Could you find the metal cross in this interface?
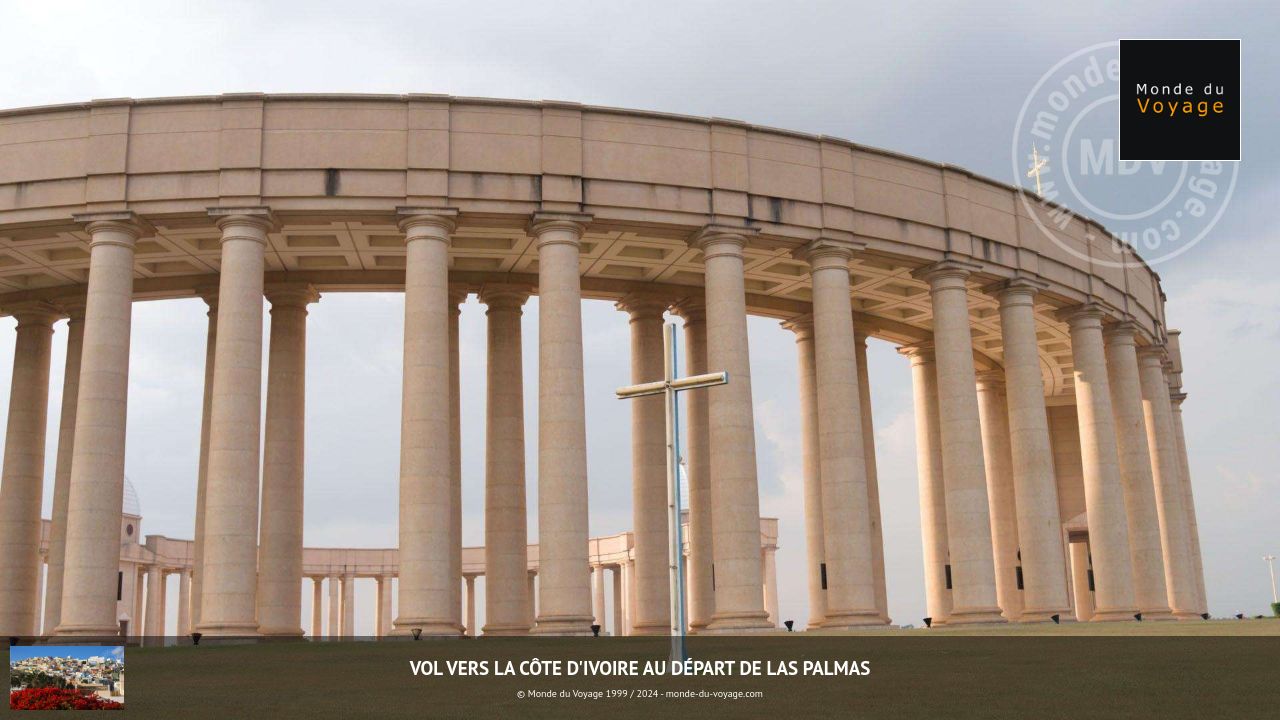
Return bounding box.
[1265,555,1277,604]
[616,322,727,662]
[1027,145,1048,195]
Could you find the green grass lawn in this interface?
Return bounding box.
[93,619,1280,719]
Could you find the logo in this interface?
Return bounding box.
[1011,41,1238,268]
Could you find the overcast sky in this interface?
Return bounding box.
[1,0,1276,635]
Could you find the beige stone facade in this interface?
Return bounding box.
[0,94,1206,637]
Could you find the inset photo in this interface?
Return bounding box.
[9,645,124,711]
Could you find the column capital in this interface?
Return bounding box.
[853,327,873,346]
[3,300,64,329]
[911,258,982,287]
[615,291,670,320]
[1054,302,1108,327]
[897,341,935,363]
[397,207,459,239]
[975,369,1007,389]
[1102,320,1141,344]
[74,211,154,247]
[528,212,592,243]
[688,224,756,258]
[448,284,470,308]
[780,313,815,339]
[792,236,866,268]
[984,276,1048,304]
[196,285,220,313]
[265,282,320,309]
[669,296,706,325]
[209,206,278,238]
[50,293,88,322]
[1136,344,1169,366]
[1169,391,1187,406]
[478,282,532,311]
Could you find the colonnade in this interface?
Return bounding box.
[0,208,1207,639]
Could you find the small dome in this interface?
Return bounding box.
[122,476,141,517]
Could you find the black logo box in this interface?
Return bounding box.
[1119,39,1240,161]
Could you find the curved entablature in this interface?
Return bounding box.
[0,93,1171,398]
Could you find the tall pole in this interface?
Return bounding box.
[617,322,727,662]
[1265,555,1277,604]
[664,324,686,661]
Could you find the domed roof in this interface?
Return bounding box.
[122,476,141,517]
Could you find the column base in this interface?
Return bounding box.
[1173,610,1204,621]
[628,622,673,636]
[531,614,595,636]
[481,623,531,637]
[701,610,774,634]
[391,619,465,637]
[1016,608,1075,624]
[51,623,121,640]
[943,607,1008,626]
[1089,607,1142,622]
[258,626,306,638]
[1137,608,1176,621]
[821,610,886,630]
[194,622,262,638]
[688,620,711,633]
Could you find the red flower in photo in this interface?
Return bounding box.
[9,687,123,710]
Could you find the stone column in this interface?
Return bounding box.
[132,569,145,641]
[0,302,59,637]
[311,578,324,638]
[257,284,318,637]
[914,261,1004,624]
[991,279,1071,622]
[464,576,476,637]
[690,226,771,632]
[1059,305,1138,621]
[591,566,606,628]
[341,574,355,637]
[901,343,951,624]
[626,559,638,632]
[1103,324,1172,620]
[178,570,191,636]
[782,315,826,629]
[394,209,461,637]
[527,571,538,628]
[190,291,217,631]
[762,549,779,627]
[327,576,340,637]
[1168,391,1207,614]
[975,372,1023,621]
[479,284,531,635]
[1164,331,1205,612]
[612,567,624,636]
[42,297,85,635]
[801,238,879,628]
[854,330,890,623]
[55,213,146,638]
[376,575,393,637]
[144,566,165,644]
[618,292,670,634]
[530,213,594,636]
[672,297,714,631]
[448,287,465,632]
[33,560,45,636]
[1137,348,1198,618]
[196,208,274,637]
[1069,540,1094,622]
